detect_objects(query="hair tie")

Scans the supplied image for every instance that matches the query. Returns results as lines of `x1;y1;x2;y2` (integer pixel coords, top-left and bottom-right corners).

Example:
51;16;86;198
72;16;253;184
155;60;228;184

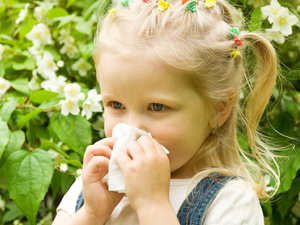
204;0;216;8
109;8;119;19
186;0;196;12
120;0;129;7
228;27;243;58
158;0;170;12
229;49;240;58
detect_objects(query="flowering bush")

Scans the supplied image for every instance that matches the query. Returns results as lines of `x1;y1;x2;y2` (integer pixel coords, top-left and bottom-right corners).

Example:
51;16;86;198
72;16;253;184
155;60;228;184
0;0;299;224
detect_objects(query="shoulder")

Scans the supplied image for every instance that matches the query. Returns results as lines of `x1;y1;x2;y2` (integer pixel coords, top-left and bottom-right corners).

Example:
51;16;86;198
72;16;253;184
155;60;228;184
203;179;264;225
56;176;83;216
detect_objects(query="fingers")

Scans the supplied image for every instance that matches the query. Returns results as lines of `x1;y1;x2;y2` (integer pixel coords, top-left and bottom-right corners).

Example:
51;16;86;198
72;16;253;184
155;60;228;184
83;156;110;182
83;137;117;170
128;135;167;158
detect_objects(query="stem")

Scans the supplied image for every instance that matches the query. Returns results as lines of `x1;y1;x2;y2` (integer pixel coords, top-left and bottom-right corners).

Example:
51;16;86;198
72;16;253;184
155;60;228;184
23;142;34;152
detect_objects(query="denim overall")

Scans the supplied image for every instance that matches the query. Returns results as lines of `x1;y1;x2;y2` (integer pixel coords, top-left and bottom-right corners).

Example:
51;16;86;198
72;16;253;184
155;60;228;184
75;173;237;225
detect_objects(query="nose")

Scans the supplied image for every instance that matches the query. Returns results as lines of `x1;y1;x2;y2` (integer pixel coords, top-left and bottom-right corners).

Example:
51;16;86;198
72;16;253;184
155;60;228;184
125;112;147;132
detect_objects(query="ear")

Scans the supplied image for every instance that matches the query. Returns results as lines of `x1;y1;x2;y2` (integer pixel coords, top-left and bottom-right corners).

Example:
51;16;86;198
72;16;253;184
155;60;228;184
210;91;235;129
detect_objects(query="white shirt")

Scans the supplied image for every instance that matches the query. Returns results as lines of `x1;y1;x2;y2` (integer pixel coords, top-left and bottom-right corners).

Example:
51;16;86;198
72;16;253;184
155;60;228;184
57;177;264;225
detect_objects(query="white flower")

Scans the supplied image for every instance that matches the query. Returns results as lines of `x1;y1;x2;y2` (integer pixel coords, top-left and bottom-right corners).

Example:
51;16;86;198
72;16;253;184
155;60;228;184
59;98;80;116
0;195;5;211
41;75;67;94
28;46;43;59
59;163;68;172
13;220;23;225
72;58;93;76
261;0;282;21
16;3;30;24
60;44;78;59
76;169;82;176
0;77;11;95
58;29;71;44
36;51;58;79
57;60;64;67
265;30;286;44
28;70;41;91
0;44;4;61
25;23;52;47
48;150;59;159
59;35;75;45
64;83;85;100
34;5;46;21
268;7;299;36
82;89;103;119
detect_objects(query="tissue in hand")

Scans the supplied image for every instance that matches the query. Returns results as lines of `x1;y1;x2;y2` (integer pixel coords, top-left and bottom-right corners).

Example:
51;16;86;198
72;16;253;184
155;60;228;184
103;123;169;193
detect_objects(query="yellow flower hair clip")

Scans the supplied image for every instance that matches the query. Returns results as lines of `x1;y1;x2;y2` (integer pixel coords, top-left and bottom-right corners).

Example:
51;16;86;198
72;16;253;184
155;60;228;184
204;0;216;8
158;0;170;12
229;49;240;58
109;8;119;19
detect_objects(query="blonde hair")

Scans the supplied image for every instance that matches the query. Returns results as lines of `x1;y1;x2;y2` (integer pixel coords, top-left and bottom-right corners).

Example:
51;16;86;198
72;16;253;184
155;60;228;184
94;0;280;199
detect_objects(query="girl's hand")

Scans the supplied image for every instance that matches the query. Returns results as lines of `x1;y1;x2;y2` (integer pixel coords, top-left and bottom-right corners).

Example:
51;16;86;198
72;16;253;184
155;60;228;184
116;136;171;212
81;138;124;221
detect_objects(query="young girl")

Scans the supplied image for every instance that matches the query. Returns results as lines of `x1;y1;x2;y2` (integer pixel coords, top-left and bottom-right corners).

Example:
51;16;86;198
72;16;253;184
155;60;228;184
53;0;280;224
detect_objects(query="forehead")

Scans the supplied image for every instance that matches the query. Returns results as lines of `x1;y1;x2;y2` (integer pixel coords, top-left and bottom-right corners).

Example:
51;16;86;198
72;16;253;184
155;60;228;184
97;50;195;89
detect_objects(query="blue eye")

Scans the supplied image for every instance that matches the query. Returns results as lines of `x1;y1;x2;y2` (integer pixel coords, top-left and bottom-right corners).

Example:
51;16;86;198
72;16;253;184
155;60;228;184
150;103;166;111
111;101;124;109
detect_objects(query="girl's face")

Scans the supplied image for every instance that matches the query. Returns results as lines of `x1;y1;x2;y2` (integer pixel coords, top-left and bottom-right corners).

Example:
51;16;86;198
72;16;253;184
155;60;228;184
98;52;214;178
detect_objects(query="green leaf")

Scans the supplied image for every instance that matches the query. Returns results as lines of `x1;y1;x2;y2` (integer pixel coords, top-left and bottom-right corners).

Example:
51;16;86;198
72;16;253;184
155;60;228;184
75;19;93;36
43;45;61;61
46;7;69;20
0;98;18;122
30;90;59;104
5;130;25;158
5;149;53;225
14;19;36;40
38;97;61;110
50;113;92;156
277;178;300;220
0;118;10;160
277;146;300;194
78;42;96;58
248;7;262;32
0;61;4;77
2;201;24;223
51;14;81;27
41;140;70;159
10;78;30;95
17;108;44;129
12;57;36;70
60;173;74;194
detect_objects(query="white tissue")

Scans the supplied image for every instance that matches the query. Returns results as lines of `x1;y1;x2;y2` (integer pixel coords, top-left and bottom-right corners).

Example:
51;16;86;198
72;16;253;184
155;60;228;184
103;123;169;193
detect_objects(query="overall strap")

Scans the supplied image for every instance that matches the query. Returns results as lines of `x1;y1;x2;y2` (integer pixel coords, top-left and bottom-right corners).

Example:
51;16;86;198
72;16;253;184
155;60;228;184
75;190;84;213
177;173;237;225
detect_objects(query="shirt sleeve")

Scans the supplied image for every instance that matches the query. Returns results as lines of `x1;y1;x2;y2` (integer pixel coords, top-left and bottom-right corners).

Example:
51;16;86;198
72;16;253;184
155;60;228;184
56;175;83;216
203;180;264;225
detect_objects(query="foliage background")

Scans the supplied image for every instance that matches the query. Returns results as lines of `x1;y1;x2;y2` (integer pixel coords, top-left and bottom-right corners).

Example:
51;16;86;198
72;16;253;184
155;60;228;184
0;0;299;224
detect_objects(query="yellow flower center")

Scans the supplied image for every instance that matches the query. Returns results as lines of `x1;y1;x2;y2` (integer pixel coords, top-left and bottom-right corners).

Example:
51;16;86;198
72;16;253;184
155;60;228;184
34;32;41;38
279;16;287;25
66;100;74;108
46;60;53;68
79;63;87;69
69;88;76;96
0;83;4;89
272;8;279;15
